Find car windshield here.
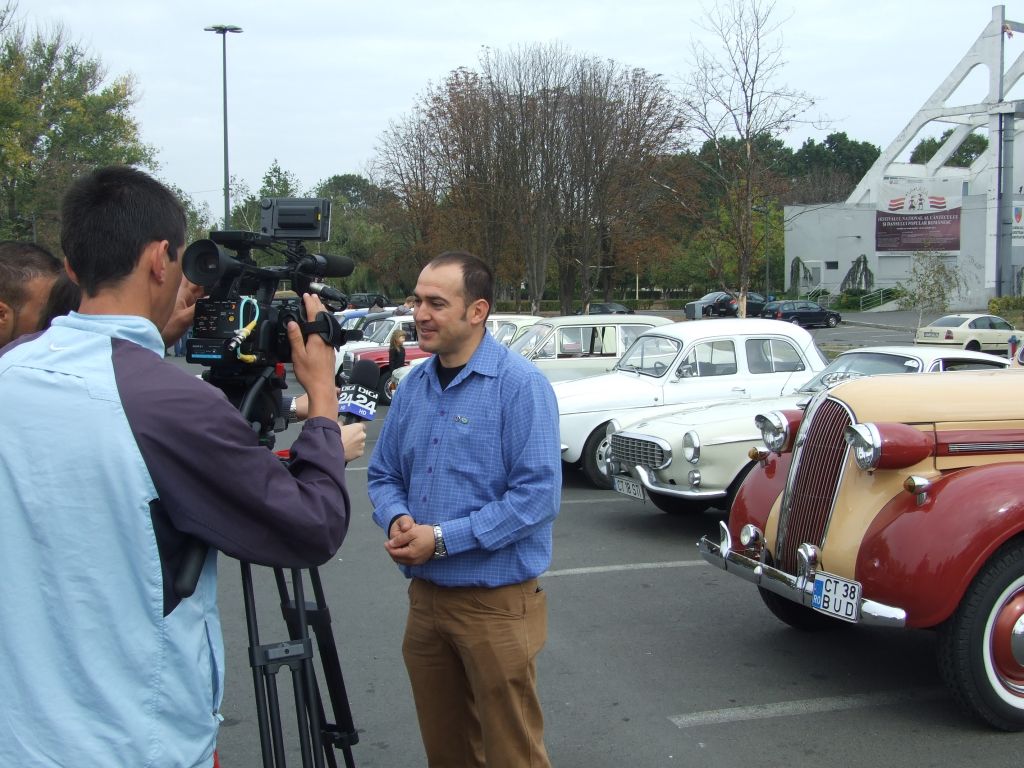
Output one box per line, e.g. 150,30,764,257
365,320,396,343
509,324,553,358
928,315,968,328
614,335,682,376
798,352,921,393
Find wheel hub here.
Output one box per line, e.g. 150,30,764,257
991,587,1024,693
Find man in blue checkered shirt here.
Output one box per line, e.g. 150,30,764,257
368,250,561,768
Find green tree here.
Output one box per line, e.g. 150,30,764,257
897,250,966,328
909,128,988,168
789,132,880,203
0,2,154,251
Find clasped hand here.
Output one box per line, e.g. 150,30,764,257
385,515,435,566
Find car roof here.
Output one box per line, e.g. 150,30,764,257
642,317,812,342
532,313,673,328
837,345,1009,365
490,313,543,322
928,313,997,323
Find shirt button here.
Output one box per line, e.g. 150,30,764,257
432,438,438,444
427,467,433,474
421,496,427,502
439,410,446,416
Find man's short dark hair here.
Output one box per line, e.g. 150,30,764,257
0,241,62,308
429,251,493,317
60,165,186,296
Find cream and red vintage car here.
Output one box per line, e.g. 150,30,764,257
699,369,1024,730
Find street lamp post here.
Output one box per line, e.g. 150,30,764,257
204,24,242,229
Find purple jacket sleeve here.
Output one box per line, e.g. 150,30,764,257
114,341,350,568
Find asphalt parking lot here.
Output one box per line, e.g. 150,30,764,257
172,315,1022,767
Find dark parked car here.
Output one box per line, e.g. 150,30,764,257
761,300,841,328
576,302,635,315
347,292,391,310
699,290,767,317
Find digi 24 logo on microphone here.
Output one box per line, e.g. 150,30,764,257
337,384,378,421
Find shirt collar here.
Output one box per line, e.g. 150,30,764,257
51,311,166,356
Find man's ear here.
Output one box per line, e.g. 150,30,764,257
0,299,12,328
144,240,171,285
470,299,490,326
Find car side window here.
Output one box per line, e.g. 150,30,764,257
677,340,737,377
557,327,586,357
970,317,991,330
769,339,805,372
992,318,1013,331
621,324,650,350
401,321,417,343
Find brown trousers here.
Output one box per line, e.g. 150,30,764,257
402,577,551,768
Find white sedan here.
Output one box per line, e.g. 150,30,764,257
606,345,1011,513
914,313,1017,353
554,318,829,488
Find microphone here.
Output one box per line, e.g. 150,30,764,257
338,359,380,424
309,281,347,303
311,252,355,278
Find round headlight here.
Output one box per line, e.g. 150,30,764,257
844,423,881,471
682,431,700,464
755,411,788,453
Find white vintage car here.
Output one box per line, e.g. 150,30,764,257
554,318,829,488
606,346,1011,513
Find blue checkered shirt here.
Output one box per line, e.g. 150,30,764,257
368,331,561,587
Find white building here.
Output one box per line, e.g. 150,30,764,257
784,5,1024,310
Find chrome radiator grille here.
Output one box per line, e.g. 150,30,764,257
610,434,667,469
775,397,851,573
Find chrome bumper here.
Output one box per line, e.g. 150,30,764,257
697,521,906,628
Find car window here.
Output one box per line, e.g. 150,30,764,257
970,317,991,330
621,324,652,349
799,352,919,393
992,317,1014,331
509,324,552,358
616,335,681,376
492,321,515,345
931,315,967,327
677,340,737,378
745,338,805,374
557,327,589,357
939,359,1008,371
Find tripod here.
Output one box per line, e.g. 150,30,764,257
175,360,360,768
241,562,359,768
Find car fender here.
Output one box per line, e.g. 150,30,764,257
856,462,1024,628
728,451,791,542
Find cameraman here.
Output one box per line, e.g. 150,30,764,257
0,165,364,768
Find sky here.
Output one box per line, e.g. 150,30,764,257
14,0,1019,221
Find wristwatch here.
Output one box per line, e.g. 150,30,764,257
432,524,448,560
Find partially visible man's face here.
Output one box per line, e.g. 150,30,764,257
413,263,486,367
0,274,58,346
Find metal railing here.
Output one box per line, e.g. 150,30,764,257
859,287,899,311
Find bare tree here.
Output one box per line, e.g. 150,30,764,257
679,0,813,315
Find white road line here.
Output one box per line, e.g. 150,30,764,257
544,561,705,577
560,496,632,505
668,688,945,729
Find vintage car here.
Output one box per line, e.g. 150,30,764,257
914,312,1017,353
507,314,673,384
607,346,1009,514
335,313,418,385
554,318,828,488
698,368,1024,730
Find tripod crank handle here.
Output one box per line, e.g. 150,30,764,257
174,539,210,599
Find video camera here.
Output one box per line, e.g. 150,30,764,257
183,197,357,371
182,197,360,440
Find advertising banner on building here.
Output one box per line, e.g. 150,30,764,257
875,180,961,252
1013,201,1024,245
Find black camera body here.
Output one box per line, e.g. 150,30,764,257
183,197,354,371
182,197,356,439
